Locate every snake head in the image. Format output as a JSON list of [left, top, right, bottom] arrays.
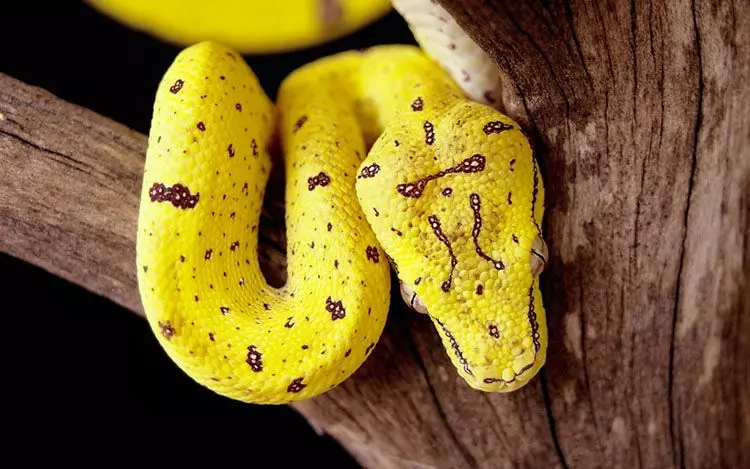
[[356, 98, 548, 392]]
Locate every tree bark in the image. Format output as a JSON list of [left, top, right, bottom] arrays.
[[1, 1, 748, 468]]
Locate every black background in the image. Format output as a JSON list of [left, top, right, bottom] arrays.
[[1, 1, 416, 464]]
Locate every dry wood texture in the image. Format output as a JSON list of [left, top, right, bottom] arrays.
[[1, 1, 748, 467]]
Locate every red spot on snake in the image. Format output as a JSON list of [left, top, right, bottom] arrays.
[[394, 140, 400, 147], [169, 79, 184, 94], [397, 154, 485, 199], [287, 378, 306, 393], [246, 345, 263, 372], [509, 159, 516, 171], [442, 188, 453, 196], [415, 277, 422, 285], [448, 43, 456, 50], [327, 222, 332, 231], [308, 172, 331, 190], [251, 139, 258, 157], [284, 317, 294, 328], [366, 246, 380, 263], [219, 75, 225, 80], [423, 121, 435, 145], [411, 97, 423, 111], [142, 265, 148, 273], [235, 103, 242, 111], [326, 297, 346, 320], [293, 115, 307, 133], [476, 284, 484, 295], [149, 182, 200, 209], [180, 255, 185, 262], [489, 325, 500, 338], [345, 349, 352, 357], [228, 144, 235, 157], [428, 215, 458, 292], [197, 121, 206, 131], [391, 227, 403, 236], [373, 207, 380, 217], [358, 163, 380, 179], [483, 121, 513, 134], [230, 241, 240, 251], [158, 321, 175, 339], [470, 193, 505, 270], [205, 249, 213, 260], [512, 234, 519, 243], [507, 192, 513, 204], [219, 306, 230, 315], [208, 332, 215, 341]]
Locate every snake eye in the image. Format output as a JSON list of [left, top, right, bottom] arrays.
[[530, 235, 548, 277], [399, 281, 429, 315]]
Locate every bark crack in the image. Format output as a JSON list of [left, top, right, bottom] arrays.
[[668, 2, 704, 468], [541, 370, 571, 469]]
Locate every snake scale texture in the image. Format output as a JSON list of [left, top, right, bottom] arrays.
[[92, 0, 549, 404]]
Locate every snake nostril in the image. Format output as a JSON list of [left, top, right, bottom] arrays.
[[530, 235, 549, 277]]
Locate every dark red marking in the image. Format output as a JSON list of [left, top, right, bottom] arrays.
[[423, 121, 435, 145], [373, 207, 380, 217], [219, 75, 226, 80], [246, 345, 263, 372], [411, 97, 424, 111], [180, 255, 186, 262], [528, 280, 541, 351], [512, 234, 519, 243], [470, 193, 505, 270], [169, 79, 184, 94], [219, 306, 230, 315], [142, 265, 148, 273], [235, 103, 242, 111], [301, 345, 309, 350], [397, 154, 485, 199], [149, 182, 200, 209], [326, 297, 346, 320], [284, 317, 294, 328], [327, 222, 332, 231], [158, 321, 175, 339], [507, 192, 513, 204], [307, 172, 331, 190], [414, 277, 422, 285], [442, 188, 453, 196], [251, 138, 258, 157], [228, 144, 235, 157], [391, 227, 403, 236], [476, 284, 484, 295], [483, 121, 513, 135], [366, 246, 380, 263], [208, 332, 215, 341], [264, 303, 271, 310], [345, 349, 352, 357], [205, 249, 213, 260], [197, 121, 206, 131], [394, 140, 400, 147], [358, 163, 380, 179], [428, 215, 458, 292], [435, 318, 472, 376], [293, 115, 307, 132], [287, 378, 306, 393], [509, 159, 516, 171], [230, 241, 240, 251], [489, 325, 500, 338]]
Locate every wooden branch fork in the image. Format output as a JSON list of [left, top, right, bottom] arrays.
[[1, 1, 747, 467]]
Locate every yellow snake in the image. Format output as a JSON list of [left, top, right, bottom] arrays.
[[105, 0, 549, 404]]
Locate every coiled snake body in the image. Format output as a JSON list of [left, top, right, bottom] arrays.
[[128, 0, 549, 404]]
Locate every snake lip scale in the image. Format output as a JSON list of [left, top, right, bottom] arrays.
[[124, 1, 549, 404]]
